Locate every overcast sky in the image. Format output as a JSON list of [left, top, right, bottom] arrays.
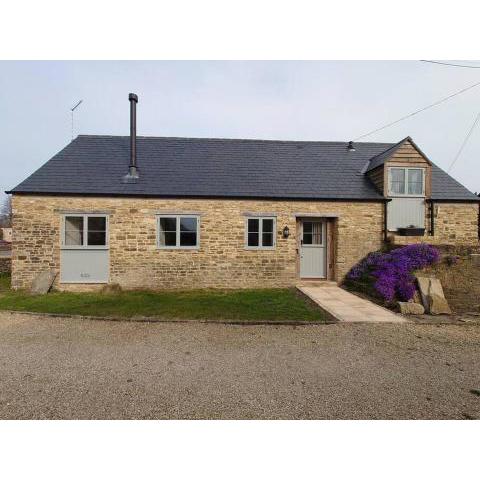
[[1, 60, 480, 200]]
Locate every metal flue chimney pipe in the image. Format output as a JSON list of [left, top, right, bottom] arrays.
[[123, 93, 139, 183]]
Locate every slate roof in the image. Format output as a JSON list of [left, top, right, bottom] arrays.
[[7, 135, 479, 202], [366, 138, 406, 172]]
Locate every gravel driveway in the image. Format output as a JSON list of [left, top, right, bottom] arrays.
[[0, 312, 479, 419]]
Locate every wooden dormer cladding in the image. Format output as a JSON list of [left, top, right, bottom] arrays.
[[366, 138, 432, 198], [384, 139, 431, 197], [366, 165, 385, 195]]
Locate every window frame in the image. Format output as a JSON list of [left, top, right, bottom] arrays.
[[301, 220, 325, 247], [244, 216, 276, 250], [156, 214, 200, 250], [61, 214, 109, 250], [388, 167, 425, 197]]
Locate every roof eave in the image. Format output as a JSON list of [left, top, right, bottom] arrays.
[[6, 190, 389, 202]]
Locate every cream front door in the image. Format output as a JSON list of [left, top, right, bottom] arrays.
[[300, 220, 326, 278]]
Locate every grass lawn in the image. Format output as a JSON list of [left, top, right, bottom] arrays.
[[0, 274, 325, 322]]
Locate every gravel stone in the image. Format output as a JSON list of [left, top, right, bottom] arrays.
[[0, 312, 479, 419]]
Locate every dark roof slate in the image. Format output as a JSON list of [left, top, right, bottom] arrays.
[[7, 135, 478, 202], [365, 138, 406, 172], [365, 136, 432, 173]]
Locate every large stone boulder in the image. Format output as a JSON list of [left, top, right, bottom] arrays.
[[416, 276, 451, 314], [30, 270, 57, 295], [398, 302, 425, 315], [429, 293, 452, 315]]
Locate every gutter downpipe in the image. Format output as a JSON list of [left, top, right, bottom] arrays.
[[383, 199, 391, 243], [429, 199, 435, 236]]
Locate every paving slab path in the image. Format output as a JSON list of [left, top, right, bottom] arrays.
[[297, 284, 407, 323]]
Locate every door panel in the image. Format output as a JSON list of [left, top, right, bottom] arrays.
[[387, 197, 425, 230], [60, 249, 109, 283], [300, 220, 326, 278]]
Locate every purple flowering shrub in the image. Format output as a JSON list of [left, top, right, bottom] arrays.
[[346, 244, 440, 302]]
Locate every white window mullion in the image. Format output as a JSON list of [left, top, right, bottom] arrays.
[[259, 218, 263, 248], [176, 215, 180, 247], [245, 216, 275, 250], [389, 167, 426, 197], [195, 217, 199, 248], [83, 214, 87, 247], [105, 216, 109, 247], [157, 214, 199, 250]]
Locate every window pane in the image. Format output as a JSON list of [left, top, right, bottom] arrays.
[[180, 232, 197, 246], [407, 169, 423, 195], [86, 217, 106, 246], [303, 222, 313, 245], [248, 218, 259, 233], [390, 169, 406, 195], [312, 222, 323, 245], [160, 217, 177, 232], [65, 216, 83, 246], [262, 232, 273, 247], [179, 217, 197, 246], [303, 233, 313, 245], [303, 222, 313, 234], [180, 217, 197, 233], [248, 232, 259, 247], [160, 232, 177, 246], [159, 217, 177, 246], [88, 217, 106, 232], [88, 231, 106, 245], [262, 218, 273, 233]]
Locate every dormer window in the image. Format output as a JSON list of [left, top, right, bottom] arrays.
[[388, 167, 425, 196]]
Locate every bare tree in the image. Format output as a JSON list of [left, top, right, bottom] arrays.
[[0, 195, 12, 227]]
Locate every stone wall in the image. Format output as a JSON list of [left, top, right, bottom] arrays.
[[389, 202, 479, 246], [0, 257, 11, 274], [11, 195, 386, 290]]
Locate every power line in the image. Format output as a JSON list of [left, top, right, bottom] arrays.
[[353, 80, 480, 141], [421, 60, 480, 69], [447, 111, 480, 173]]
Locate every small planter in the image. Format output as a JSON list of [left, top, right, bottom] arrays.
[[397, 227, 425, 236]]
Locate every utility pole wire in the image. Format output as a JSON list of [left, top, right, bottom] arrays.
[[421, 60, 480, 69], [353, 80, 480, 141], [447, 111, 480, 173]]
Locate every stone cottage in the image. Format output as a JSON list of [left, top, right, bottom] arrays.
[[6, 94, 479, 291]]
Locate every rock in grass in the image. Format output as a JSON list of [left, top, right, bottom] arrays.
[[398, 302, 425, 315], [416, 276, 450, 314], [30, 270, 57, 294], [429, 293, 452, 315], [101, 283, 122, 294]]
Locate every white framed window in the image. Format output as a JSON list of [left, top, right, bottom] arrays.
[[388, 167, 425, 196], [62, 214, 108, 249], [245, 217, 276, 249], [157, 215, 200, 249]]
